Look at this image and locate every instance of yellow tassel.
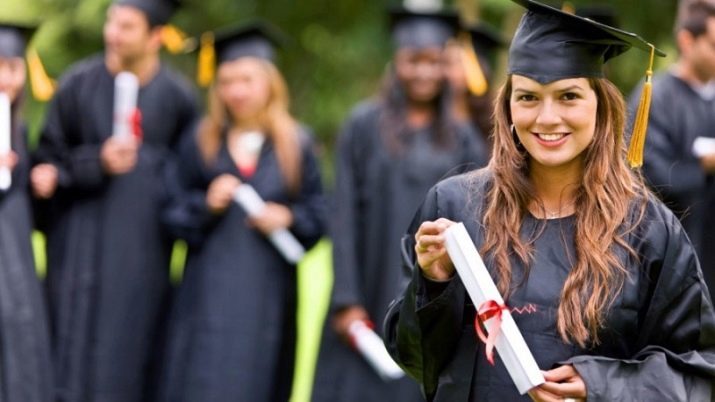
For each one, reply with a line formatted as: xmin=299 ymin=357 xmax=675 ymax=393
xmin=26 ymin=47 xmax=56 ymax=102
xmin=459 ymin=32 xmax=488 ymax=97
xmin=197 ymin=32 xmax=215 ymax=88
xmin=161 ymin=24 xmax=188 ymax=54
xmin=561 ymin=2 xmax=575 ymax=14
xmin=627 ymin=44 xmax=656 ymax=168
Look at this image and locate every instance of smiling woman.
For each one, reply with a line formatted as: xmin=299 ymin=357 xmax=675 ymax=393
xmin=384 ymin=1 xmax=715 ymax=402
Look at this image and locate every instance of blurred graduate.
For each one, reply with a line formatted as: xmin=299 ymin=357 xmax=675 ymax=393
xmin=312 ymin=6 xmax=488 ymax=402
xmin=157 ymin=21 xmax=327 ymax=402
xmin=30 ymin=0 xmax=199 ymax=400
xmin=0 ymin=21 xmax=53 ymax=402
xmin=385 ymin=0 xmax=715 ymax=401
xmin=443 ymin=21 xmax=506 ymax=150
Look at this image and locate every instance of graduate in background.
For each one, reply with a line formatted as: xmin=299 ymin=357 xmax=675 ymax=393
xmin=385 ymin=0 xmax=715 ymax=401
xmin=157 ymin=22 xmax=326 ymax=402
xmin=30 ymin=0 xmax=199 ymax=400
xmin=312 ymin=7 xmax=488 ymax=402
xmin=443 ymin=21 xmax=506 ymax=149
xmin=627 ymin=0 xmax=715 ymax=281
xmin=0 ymin=21 xmax=53 ymax=402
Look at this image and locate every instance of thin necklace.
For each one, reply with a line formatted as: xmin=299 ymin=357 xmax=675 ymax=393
xmin=543 ymin=200 xmax=576 ymax=219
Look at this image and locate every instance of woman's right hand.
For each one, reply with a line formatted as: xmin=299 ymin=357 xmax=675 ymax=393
xmin=331 ymin=305 xmax=370 ymax=343
xmin=206 ymin=174 xmax=241 ymax=214
xmin=414 ymin=218 xmax=457 ymax=281
xmin=30 ymin=163 xmax=59 ymax=199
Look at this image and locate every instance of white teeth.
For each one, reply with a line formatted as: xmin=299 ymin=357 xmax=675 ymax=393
xmin=537 ymin=133 xmax=566 ymax=141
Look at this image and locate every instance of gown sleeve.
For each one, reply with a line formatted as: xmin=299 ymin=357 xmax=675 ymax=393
xmin=566 ymin=200 xmax=715 ymax=401
xmin=35 ymin=72 xmax=107 ymax=192
xmin=161 ymin=130 xmax=218 ymax=246
xmin=287 ymin=129 xmax=327 ymax=250
xmin=383 ymin=181 xmax=469 ymax=399
xmin=330 ymin=111 xmax=368 ymax=310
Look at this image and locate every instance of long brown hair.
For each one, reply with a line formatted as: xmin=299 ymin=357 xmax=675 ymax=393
xmin=480 ymin=76 xmax=648 ymax=347
xmin=198 ymin=58 xmax=302 ymax=194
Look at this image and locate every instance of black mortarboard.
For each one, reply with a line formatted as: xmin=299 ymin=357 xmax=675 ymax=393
xmin=468 ymin=22 xmax=507 ymax=61
xmin=575 ymin=5 xmax=619 ymax=28
xmin=508 ymin=0 xmax=664 ymax=84
xmin=0 ymin=22 xmax=35 ymax=58
xmin=196 ymin=21 xmax=285 ymax=87
xmin=389 ymin=8 xmax=459 ymax=49
xmin=114 ymin=0 xmax=180 ymax=26
xmin=213 ymin=21 xmax=284 ymax=64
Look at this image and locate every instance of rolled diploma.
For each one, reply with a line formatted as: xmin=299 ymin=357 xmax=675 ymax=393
xmin=112 ymin=72 xmax=139 ymax=137
xmin=0 ymin=92 xmax=11 ymax=190
xmin=348 ymin=320 xmax=405 ymax=381
xmin=232 ymin=184 xmax=305 ymax=264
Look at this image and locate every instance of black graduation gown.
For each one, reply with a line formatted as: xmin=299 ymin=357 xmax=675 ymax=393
xmin=158 ymin=128 xmax=327 ymax=402
xmin=33 ymin=55 xmax=199 ymax=402
xmin=312 ymin=100 xmax=489 ymax=402
xmin=628 ymin=72 xmax=715 ymax=285
xmin=384 ymin=170 xmax=715 ymax=402
xmin=0 ymin=124 xmax=53 ymax=402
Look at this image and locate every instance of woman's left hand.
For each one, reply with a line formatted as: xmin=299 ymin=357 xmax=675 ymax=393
xmin=248 ymin=202 xmax=294 ymax=235
xmin=528 ymin=365 xmax=587 ymax=402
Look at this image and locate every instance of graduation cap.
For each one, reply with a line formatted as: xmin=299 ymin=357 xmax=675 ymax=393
xmin=459 ymin=22 xmax=507 ymax=96
xmin=388 ymin=7 xmax=459 ymax=49
xmin=197 ymin=21 xmax=285 ymax=87
xmin=0 ymin=21 xmax=55 ymax=101
xmin=508 ymin=0 xmax=666 ymax=168
xmin=114 ymin=0 xmax=181 ymax=27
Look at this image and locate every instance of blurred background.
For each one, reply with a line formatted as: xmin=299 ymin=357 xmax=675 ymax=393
xmin=1 ymin=0 xmax=681 ymax=401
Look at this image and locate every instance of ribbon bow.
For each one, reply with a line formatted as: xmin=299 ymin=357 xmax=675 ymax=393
xmin=474 ymin=299 xmax=508 ymax=365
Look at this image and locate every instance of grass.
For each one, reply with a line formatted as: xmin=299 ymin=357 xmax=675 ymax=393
xmin=32 ymin=232 xmax=333 ymax=402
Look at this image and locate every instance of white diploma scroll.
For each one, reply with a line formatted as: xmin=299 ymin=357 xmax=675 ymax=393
xmin=0 ymin=92 xmax=11 ymax=190
xmin=693 ymin=136 xmax=715 ymax=158
xmin=232 ymin=184 xmax=305 ymax=264
xmin=112 ymin=72 xmax=139 ymax=137
xmin=348 ymin=320 xmax=405 ymax=381
xmin=443 ymin=223 xmax=545 ymax=395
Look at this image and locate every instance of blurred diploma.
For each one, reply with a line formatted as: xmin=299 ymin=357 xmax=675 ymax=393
xmin=348 ymin=320 xmax=405 ymax=381
xmin=0 ymin=93 xmax=10 ymax=190
xmin=232 ymin=184 xmax=305 ymax=264
xmin=444 ymin=223 xmax=545 ymax=395
xmin=693 ymin=137 xmax=715 ymax=158
xmin=112 ymin=72 xmax=139 ymax=138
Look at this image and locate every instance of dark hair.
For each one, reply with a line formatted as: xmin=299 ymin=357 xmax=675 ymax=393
xmin=377 ymin=65 xmax=456 ymax=155
xmin=676 ymin=0 xmax=715 ymax=37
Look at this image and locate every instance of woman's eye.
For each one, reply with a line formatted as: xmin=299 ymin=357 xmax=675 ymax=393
xmin=561 ymin=92 xmax=579 ymax=101
xmin=518 ymin=94 xmax=536 ymax=102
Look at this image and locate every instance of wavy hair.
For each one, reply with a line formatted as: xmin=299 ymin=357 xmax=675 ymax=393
xmin=479 ymin=76 xmax=648 ymax=346
xmin=198 ymin=58 xmax=302 ymax=194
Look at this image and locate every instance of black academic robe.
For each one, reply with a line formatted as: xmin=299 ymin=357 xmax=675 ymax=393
xmin=33 ymin=55 xmax=199 ymax=402
xmin=628 ymin=72 xmax=715 ymax=286
xmin=157 ymin=127 xmax=327 ymax=402
xmin=312 ymin=100 xmax=489 ymax=402
xmin=0 ymin=123 xmax=53 ymax=402
xmin=384 ymin=169 xmax=715 ymax=402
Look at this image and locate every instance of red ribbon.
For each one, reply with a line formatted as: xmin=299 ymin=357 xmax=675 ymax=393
xmin=474 ymin=300 xmax=508 ymax=366
xmin=131 ymin=108 xmax=143 ymax=142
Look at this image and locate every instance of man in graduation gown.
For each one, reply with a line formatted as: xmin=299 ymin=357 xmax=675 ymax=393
xmin=628 ymin=1 xmax=715 ymax=280
xmin=30 ymin=0 xmax=199 ymax=401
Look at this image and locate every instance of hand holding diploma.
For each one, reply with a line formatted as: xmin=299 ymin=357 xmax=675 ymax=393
xmin=100 ymin=135 xmax=139 ymax=175
xmin=232 ymin=183 xmax=305 ymax=264
xmin=528 ymin=365 xmax=586 ymax=402
xmin=206 ymin=174 xmax=241 ymax=214
xmin=414 ymin=218 xmax=457 ymax=281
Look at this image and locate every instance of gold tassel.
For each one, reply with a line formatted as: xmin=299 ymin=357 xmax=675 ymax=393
xmin=197 ymin=32 xmax=215 ymax=87
xmin=161 ymin=24 xmax=188 ymax=54
xmin=459 ymin=32 xmax=488 ymax=97
xmin=561 ymin=2 xmax=575 ymax=14
xmin=627 ymin=44 xmax=655 ymax=168
xmin=26 ymin=47 xmax=56 ymax=102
